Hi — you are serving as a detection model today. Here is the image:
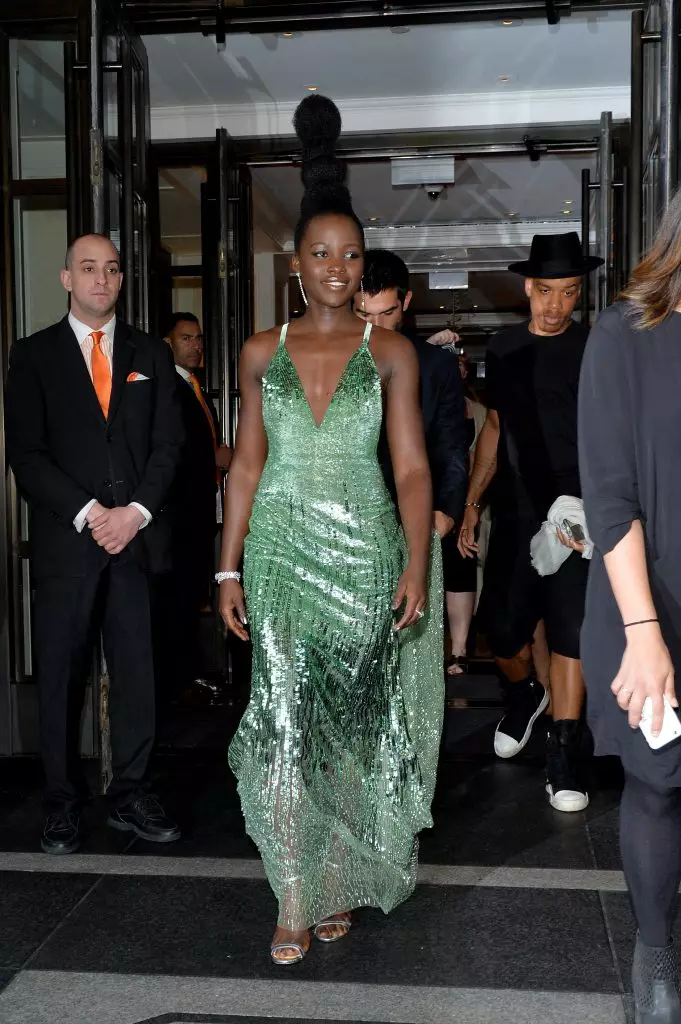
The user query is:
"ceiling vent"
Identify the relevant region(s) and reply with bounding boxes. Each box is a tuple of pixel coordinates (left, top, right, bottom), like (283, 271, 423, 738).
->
(390, 157, 455, 189)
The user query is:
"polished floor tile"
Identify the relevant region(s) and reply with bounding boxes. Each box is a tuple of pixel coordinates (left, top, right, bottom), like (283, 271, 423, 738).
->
(0, 871, 96, 969)
(587, 804, 622, 872)
(0, 970, 15, 994)
(29, 875, 619, 992)
(422, 760, 596, 868)
(137, 1017, 384, 1024)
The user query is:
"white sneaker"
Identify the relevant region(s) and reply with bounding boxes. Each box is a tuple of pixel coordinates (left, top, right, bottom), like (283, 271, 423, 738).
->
(546, 783, 589, 813)
(493, 680, 549, 759)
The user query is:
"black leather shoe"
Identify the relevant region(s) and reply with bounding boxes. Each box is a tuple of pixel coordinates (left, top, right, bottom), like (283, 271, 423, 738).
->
(41, 811, 81, 855)
(108, 794, 181, 843)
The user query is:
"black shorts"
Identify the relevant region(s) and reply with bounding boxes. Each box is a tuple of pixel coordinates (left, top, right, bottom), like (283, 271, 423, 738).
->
(477, 516, 588, 660)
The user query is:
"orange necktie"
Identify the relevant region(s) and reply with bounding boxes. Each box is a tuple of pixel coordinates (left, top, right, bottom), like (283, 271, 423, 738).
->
(91, 331, 112, 418)
(188, 374, 221, 486)
(188, 373, 217, 448)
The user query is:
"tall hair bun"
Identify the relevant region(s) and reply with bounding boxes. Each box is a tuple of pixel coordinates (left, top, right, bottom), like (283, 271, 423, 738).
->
(293, 94, 342, 163)
(292, 93, 362, 249)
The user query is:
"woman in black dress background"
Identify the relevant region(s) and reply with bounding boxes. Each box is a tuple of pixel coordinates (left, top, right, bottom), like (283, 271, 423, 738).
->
(579, 191, 681, 1023)
(440, 351, 487, 674)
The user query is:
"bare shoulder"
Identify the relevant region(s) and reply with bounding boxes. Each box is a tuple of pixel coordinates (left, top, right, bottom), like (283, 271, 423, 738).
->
(369, 326, 418, 376)
(241, 327, 282, 378)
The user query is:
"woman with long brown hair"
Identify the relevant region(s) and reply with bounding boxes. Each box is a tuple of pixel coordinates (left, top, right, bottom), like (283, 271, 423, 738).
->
(579, 190, 681, 1023)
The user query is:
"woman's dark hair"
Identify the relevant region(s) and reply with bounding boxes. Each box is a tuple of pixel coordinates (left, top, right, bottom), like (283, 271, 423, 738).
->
(363, 249, 410, 304)
(621, 187, 681, 329)
(293, 94, 364, 252)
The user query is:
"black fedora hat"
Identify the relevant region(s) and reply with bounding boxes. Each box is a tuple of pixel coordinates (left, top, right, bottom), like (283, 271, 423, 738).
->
(508, 232, 604, 278)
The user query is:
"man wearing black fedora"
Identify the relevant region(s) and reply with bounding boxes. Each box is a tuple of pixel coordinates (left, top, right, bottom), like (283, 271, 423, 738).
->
(459, 231, 603, 813)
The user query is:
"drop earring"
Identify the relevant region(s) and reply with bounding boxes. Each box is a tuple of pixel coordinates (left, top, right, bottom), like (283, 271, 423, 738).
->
(296, 272, 308, 307)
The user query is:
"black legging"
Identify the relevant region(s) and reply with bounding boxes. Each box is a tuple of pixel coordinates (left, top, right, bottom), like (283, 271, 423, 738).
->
(620, 772, 681, 946)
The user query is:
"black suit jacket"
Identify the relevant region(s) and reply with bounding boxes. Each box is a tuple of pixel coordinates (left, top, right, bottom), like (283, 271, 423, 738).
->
(380, 335, 468, 522)
(169, 372, 218, 547)
(5, 316, 184, 578)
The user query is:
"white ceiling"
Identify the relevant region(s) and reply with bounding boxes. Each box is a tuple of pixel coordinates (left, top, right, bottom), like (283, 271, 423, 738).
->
(252, 154, 593, 230)
(145, 13, 631, 109)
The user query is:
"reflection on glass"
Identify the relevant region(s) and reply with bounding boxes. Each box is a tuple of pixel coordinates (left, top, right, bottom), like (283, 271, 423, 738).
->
(158, 167, 205, 266)
(134, 196, 149, 331)
(103, 36, 120, 147)
(106, 167, 122, 250)
(13, 198, 68, 336)
(9, 40, 66, 180)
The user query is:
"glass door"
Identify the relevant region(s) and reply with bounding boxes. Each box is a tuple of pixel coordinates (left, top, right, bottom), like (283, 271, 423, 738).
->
(0, 2, 153, 757)
(205, 128, 253, 446)
(99, 2, 151, 330)
(1, 31, 74, 755)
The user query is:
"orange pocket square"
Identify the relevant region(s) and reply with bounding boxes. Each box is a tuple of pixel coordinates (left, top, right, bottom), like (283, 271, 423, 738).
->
(127, 372, 150, 382)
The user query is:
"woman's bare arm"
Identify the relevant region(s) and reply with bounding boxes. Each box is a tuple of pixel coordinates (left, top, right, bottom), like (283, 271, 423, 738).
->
(380, 330, 432, 630)
(218, 333, 275, 639)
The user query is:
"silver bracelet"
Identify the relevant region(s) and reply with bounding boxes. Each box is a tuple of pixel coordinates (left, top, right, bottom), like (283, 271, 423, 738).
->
(215, 570, 241, 583)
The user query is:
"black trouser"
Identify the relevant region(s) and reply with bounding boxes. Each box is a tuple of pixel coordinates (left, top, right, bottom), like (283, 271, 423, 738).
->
(152, 535, 214, 697)
(33, 559, 155, 813)
(478, 515, 588, 660)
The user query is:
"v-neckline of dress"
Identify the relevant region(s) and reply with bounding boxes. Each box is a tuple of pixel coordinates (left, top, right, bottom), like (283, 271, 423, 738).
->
(282, 324, 371, 431)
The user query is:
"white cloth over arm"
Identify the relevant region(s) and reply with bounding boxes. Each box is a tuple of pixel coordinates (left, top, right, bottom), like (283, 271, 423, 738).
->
(530, 495, 593, 577)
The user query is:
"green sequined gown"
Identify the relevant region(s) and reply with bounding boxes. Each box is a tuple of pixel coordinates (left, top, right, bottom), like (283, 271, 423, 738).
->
(228, 322, 443, 931)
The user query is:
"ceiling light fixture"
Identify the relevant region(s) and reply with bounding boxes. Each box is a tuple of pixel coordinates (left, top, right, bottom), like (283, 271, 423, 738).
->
(306, 85, 318, 92)
(565, 199, 573, 204)
(440, 305, 445, 310)
(502, 19, 514, 25)
(497, 74, 511, 83)
(369, 216, 379, 222)
(562, 209, 571, 214)
(508, 211, 517, 217)
(283, 31, 294, 38)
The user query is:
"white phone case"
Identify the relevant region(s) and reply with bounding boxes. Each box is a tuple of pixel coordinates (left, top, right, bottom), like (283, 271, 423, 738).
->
(639, 695, 681, 749)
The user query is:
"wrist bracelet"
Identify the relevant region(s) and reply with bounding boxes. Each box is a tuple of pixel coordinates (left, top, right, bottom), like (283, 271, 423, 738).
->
(464, 501, 481, 510)
(215, 570, 241, 583)
(624, 618, 659, 629)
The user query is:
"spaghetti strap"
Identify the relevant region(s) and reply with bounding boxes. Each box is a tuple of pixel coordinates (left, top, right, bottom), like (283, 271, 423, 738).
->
(362, 322, 372, 348)
(279, 323, 289, 347)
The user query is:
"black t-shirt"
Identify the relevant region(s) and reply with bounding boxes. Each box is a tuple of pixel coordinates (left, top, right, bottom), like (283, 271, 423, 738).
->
(485, 319, 588, 521)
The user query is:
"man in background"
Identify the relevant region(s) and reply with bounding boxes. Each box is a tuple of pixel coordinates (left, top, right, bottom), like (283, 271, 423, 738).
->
(158, 312, 232, 705)
(355, 249, 468, 540)
(459, 232, 602, 812)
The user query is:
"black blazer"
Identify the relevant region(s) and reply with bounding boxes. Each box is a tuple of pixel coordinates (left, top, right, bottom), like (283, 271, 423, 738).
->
(380, 335, 468, 522)
(169, 372, 218, 544)
(5, 316, 184, 578)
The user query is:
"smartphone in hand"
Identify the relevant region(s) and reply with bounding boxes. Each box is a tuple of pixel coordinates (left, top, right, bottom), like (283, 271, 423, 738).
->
(562, 520, 585, 544)
(639, 695, 681, 749)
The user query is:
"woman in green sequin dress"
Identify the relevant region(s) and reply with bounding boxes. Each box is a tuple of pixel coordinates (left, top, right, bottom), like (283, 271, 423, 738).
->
(219, 95, 443, 964)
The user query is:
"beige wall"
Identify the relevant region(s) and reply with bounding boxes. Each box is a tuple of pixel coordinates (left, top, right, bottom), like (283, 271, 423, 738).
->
(171, 277, 203, 323)
(15, 206, 68, 336)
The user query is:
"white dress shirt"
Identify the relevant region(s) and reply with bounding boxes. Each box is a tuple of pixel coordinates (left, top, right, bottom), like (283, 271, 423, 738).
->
(69, 312, 151, 533)
(175, 364, 223, 524)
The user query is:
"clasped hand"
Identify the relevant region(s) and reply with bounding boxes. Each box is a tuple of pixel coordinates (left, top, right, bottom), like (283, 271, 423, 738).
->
(87, 502, 144, 555)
